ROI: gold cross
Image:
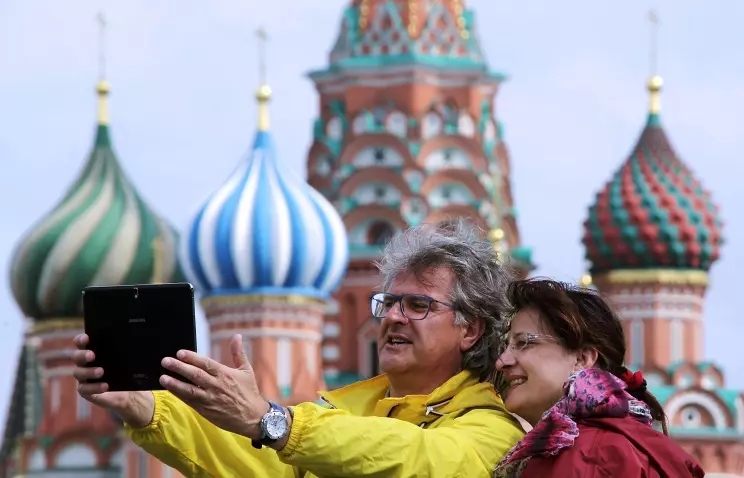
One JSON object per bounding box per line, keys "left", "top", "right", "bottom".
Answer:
{"left": 256, "top": 27, "right": 268, "bottom": 86}
{"left": 648, "top": 10, "right": 660, "bottom": 76}
{"left": 97, "top": 12, "right": 107, "bottom": 81}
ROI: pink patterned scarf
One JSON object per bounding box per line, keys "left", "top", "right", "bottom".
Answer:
{"left": 492, "top": 368, "right": 653, "bottom": 478}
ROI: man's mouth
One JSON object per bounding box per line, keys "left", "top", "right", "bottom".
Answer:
{"left": 385, "top": 336, "right": 412, "bottom": 346}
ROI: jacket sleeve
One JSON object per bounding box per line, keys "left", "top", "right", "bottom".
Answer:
{"left": 277, "top": 402, "right": 525, "bottom": 478}
{"left": 125, "top": 391, "right": 301, "bottom": 478}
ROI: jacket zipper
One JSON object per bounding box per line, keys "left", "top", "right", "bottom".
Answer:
{"left": 319, "top": 396, "right": 337, "bottom": 409}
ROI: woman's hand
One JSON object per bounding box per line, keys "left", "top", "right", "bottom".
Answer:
{"left": 160, "top": 334, "right": 271, "bottom": 440}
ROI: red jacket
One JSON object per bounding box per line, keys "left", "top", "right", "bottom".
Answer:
{"left": 520, "top": 416, "right": 704, "bottom": 477}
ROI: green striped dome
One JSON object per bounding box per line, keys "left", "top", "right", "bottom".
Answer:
{"left": 9, "top": 81, "right": 184, "bottom": 320}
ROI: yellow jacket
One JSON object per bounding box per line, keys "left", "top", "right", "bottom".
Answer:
{"left": 126, "top": 370, "right": 525, "bottom": 477}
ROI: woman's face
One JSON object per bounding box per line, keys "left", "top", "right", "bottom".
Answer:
{"left": 496, "top": 308, "right": 596, "bottom": 425}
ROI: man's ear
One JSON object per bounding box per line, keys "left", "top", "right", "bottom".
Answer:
{"left": 460, "top": 316, "right": 485, "bottom": 352}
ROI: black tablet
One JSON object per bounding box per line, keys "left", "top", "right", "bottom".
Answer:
{"left": 82, "top": 282, "right": 198, "bottom": 391}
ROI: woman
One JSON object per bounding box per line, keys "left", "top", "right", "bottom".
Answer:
{"left": 492, "top": 279, "right": 704, "bottom": 477}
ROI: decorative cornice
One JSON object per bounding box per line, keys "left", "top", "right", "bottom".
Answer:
{"left": 200, "top": 294, "right": 326, "bottom": 309}
{"left": 595, "top": 269, "right": 709, "bottom": 287}
{"left": 313, "top": 69, "right": 499, "bottom": 93}
{"left": 28, "top": 318, "right": 83, "bottom": 334}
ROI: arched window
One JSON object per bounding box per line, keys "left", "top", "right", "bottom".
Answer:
{"left": 352, "top": 146, "right": 404, "bottom": 168}
{"left": 369, "top": 340, "right": 380, "bottom": 376}
{"left": 55, "top": 444, "right": 97, "bottom": 468}
{"left": 326, "top": 117, "right": 342, "bottom": 140}
{"left": 421, "top": 112, "right": 443, "bottom": 139}
{"left": 350, "top": 182, "right": 402, "bottom": 206}
{"left": 27, "top": 448, "right": 46, "bottom": 471}
{"left": 367, "top": 222, "right": 395, "bottom": 246}
{"left": 385, "top": 111, "right": 407, "bottom": 137}
{"left": 458, "top": 113, "right": 475, "bottom": 137}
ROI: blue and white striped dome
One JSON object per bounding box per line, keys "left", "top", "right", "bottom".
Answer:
{"left": 181, "top": 86, "right": 349, "bottom": 299}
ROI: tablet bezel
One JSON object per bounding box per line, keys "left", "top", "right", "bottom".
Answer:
{"left": 82, "top": 282, "right": 198, "bottom": 392}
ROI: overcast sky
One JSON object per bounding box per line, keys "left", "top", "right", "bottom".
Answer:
{"left": 1, "top": 0, "right": 741, "bottom": 427}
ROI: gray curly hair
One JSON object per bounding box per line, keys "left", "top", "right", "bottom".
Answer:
{"left": 374, "top": 219, "right": 513, "bottom": 381}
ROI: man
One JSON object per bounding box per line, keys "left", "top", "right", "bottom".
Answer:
{"left": 73, "top": 220, "right": 525, "bottom": 477}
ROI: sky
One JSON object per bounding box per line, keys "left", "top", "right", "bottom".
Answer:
{"left": 0, "top": 0, "right": 742, "bottom": 428}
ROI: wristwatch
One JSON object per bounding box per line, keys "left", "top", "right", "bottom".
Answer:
{"left": 251, "top": 402, "right": 289, "bottom": 449}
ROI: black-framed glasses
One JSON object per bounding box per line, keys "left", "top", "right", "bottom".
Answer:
{"left": 369, "top": 292, "right": 457, "bottom": 321}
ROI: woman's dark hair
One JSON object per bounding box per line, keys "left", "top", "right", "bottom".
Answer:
{"left": 501, "top": 278, "right": 668, "bottom": 435}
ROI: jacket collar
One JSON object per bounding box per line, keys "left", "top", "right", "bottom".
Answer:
{"left": 319, "top": 370, "right": 506, "bottom": 426}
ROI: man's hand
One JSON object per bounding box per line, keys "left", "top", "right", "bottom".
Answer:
{"left": 160, "top": 334, "right": 275, "bottom": 440}
{"left": 72, "top": 333, "right": 155, "bottom": 429}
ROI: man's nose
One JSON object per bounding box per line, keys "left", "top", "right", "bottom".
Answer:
{"left": 381, "top": 302, "right": 409, "bottom": 327}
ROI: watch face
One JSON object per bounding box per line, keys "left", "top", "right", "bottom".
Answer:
{"left": 265, "top": 412, "right": 287, "bottom": 440}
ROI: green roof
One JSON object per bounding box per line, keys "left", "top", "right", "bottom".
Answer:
{"left": 9, "top": 86, "right": 184, "bottom": 319}
{"left": 510, "top": 246, "right": 536, "bottom": 271}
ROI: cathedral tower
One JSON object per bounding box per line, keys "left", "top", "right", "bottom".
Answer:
{"left": 1, "top": 76, "right": 184, "bottom": 476}
{"left": 582, "top": 74, "right": 724, "bottom": 371}
{"left": 582, "top": 72, "right": 743, "bottom": 473}
{"left": 305, "top": 0, "right": 533, "bottom": 385}
{"left": 181, "top": 32, "right": 349, "bottom": 405}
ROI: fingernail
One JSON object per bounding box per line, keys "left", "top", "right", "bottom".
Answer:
{"left": 162, "top": 358, "right": 172, "bottom": 367}
{"left": 86, "top": 351, "right": 94, "bottom": 362}
{"left": 160, "top": 376, "right": 169, "bottom": 385}
{"left": 177, "top": 350, "right": 185, "bottom": 359}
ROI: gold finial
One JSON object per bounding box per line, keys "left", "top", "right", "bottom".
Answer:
{"left": 359, "top": 0, "right": 370, "bottom": 29}
{"left": 647, "top": 10, "right": 663, "bottom": 114}
{"left": 151, "top": 236, "right": 164, "bottom": 284}
{"left": 408, "top": 0, "right": 419, "bottom": 37}
{"left": 488, "top": 228, "right": 505, "bottom": 256}
{"left": 579, "top": 273, "right": 593, "bottom": 288}
{"left": 255, "top": 27, "right": 271, "bottom": 131}
{"left": 452, "top": 0, "right": 469, "bottom": 39}
{"left": 96, "top": 13, "right": 110, "bottom": 125}
{"left": 488, "top": 228, "right": 504, "bottom": 243}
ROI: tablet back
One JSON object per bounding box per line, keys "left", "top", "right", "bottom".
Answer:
{"left": 82, "top": 282, "right": 197, "bottom": 391}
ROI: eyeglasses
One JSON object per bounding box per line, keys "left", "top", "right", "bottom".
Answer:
{"left": 369, "top": 292, "right": 457, "bottom": 321}
{"left": 497, "top": 332, "right": 558, "bottom": 357}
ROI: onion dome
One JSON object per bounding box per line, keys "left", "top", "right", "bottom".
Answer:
{"left": 582, "top": 76, "right": 724, "bottom": 274}
{"left": 9, "top": 81, "right": 185, "bottom": 320}
{"left": 181, "top": 84, "right": 349, "bottom": 299}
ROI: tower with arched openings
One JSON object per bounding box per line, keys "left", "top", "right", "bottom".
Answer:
{"left": 305, "top": 0, "right": 534, "bottom": 387}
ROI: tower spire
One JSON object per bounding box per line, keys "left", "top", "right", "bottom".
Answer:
{"left": 647, "top": 10, "right": 663, "bottom": 116}
{"left": 255, "top": 27, "right": 271, "bottom": 131}
{"left": 96, "top": 12, "right": 110, "bottom": 125}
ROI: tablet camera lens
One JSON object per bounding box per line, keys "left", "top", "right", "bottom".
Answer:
{"left": 133, "top": 287, "right": 139, "bottom": 300}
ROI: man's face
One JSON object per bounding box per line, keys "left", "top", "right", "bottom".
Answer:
{"left": 376, "top": 267, "right": 478, "bottom": 382}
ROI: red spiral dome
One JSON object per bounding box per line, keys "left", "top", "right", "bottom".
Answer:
{"left": 582, "top": 76, "right": 724, "bottom": 274}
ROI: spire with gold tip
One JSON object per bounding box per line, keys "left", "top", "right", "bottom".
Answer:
{"left": 9, "top": 14, "right": 184, "bottom": 320}
{"left": 182, "top": 28, "right": 349, "bottom": 299}
{"left": 582, "top": 11, "right": 723, "bottom": 275}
